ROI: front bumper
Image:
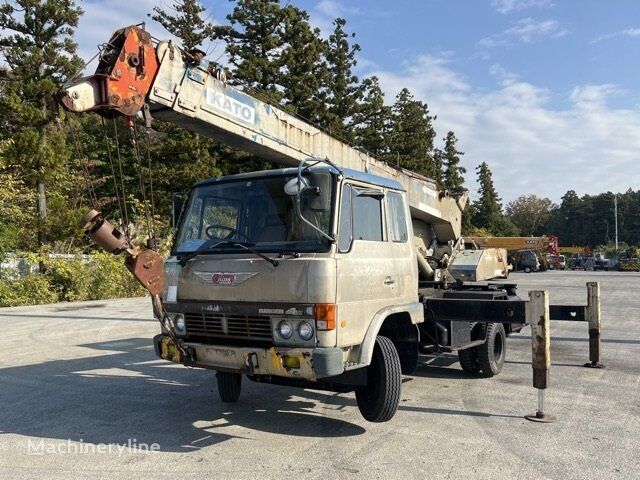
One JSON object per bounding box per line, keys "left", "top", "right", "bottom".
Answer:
{"left": 153, "top": 334, "right": 344, "bottom": 380}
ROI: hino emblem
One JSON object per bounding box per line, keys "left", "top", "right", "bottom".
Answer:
{"left": 194, "top": 271, "right": 259, "bottom": 286}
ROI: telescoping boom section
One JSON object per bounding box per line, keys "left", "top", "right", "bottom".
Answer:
{"left": 59, "top": 25, "right": 464, "bottom": 243}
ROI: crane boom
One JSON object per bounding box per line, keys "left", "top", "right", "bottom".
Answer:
{"left": 58, "top": 25, "right": 465, "bottom": 242}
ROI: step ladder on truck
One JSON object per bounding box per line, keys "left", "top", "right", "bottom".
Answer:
{"left": 58, "top": 25, "right": 587, "bottom": 422}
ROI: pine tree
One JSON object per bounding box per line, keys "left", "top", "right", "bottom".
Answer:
{"left": 353, "top": 76, "right": 391, "bottom": 156}
{"left": 388, "top": 88, "right": 438, "bottom": 178}
{"left": 472, "top": 162, "right": 518, "bottom": 235}
{"left": 214, "top": 1, "right": 328, "bottom": 121}
{"left": 472, "top": 162, "right": 502, "bottom": 231}
{"left": 150, "top": 0, "right": 252, "bottom": 198}
{"left": 150, "top": 0, "right": 215, "bottom": 52}
{"left": 278, "top": 6, "right": 327, "bottom": 121}
{"left": 212, "top": 0, "right": 288, "bottom": 105}
{"left": 319, "top": 18, "right": 362, "bottom": 140}
{"left": 0, "top": 0, "right": 83, "bottom": 253}
{"left": 442, "top": 131, "right": 466, "bottom": 196}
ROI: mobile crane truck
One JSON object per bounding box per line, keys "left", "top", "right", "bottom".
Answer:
{"left": 58, "top": 25, "right": 527, "bottom": 422}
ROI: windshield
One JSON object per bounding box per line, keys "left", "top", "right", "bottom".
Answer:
{"left": 173, "top": 173, "right": 334, "bottom": 255}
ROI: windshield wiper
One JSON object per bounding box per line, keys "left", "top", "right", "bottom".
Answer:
{"left": 178, "top": 240, "right": 279, "bottom": 267}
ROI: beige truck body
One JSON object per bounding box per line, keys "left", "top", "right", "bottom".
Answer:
{"left": 59, "top": 26, "right": 508, "bottom": 385}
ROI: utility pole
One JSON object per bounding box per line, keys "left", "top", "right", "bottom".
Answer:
{"left": 614, "top": 194, "right": 618, "bottom": 250}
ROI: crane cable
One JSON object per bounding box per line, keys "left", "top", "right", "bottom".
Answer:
{"left": 100, "top": 117, "right": 128, "bottom": 233}
{"left": 109, "top": 117, "right": 132, "bottom": 237}
{"left": 66, "top": 118, "right": 99, "bottom": 210}
{"left": 128, "top": 119, "right": 155, "bottom": 240}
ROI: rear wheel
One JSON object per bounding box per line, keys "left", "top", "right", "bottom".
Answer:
{"left": 216, "top": 371, "right": 242, "bottom": 403}
{"left": 524, "top": 266, "right": 532, "bottom": 273}
{"left": 355, "top": 336, "right": 401, "bottom": 422}
{"left": 477, "top": 323, "right": 506, "bottom": 377}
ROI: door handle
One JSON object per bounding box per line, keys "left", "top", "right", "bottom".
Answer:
{"left": 384, "top": 277, "right": 395, "bottom": 285}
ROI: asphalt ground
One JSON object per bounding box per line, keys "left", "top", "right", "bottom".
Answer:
{"left": 0, "top": 270, "right": 638, "bottom": 479}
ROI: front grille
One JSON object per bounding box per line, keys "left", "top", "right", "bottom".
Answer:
{"left": 184, "top": 312, "right": 273, "bottom": 341}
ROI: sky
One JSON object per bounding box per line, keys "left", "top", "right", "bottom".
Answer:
{"left": 73, "top": 0, "right": 640, "bottom": 203}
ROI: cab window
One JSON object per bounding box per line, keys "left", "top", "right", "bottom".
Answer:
{"left": 387, "top": 192, "right": 408, "bottom": 243}
{"left": 337, "top": 184, "right": 353, "bottom": 252}
{"left": 352, "top": 186, "right": 383, "bottom": 241}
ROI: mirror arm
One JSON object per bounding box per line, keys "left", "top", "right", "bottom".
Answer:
{"left": 295, "top": 157, "right": 338, "bottom": 243}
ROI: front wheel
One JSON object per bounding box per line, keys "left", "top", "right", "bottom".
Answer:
{"left": 216, "top": 371, "right": 242, "bottom": 403}
{"left": 458, "top": 346, "right": 481, "bottom": 374}
{"left": 355, "top": 336, "right": 402, "bottom": 422}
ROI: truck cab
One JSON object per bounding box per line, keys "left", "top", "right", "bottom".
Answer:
{"left": 157, "top": 165, "right": 422, "bottom": 421}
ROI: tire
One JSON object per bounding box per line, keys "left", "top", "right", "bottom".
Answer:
{"left": 524, "top": 266, "right": 532, "bottom": 273}
{"left": 356, "top": 336, "right": 402, "bottom": 422}
{"left": 458, "top": 347, "right": 481, "bottom": 374}
{"left": 477, "top": 323, "right": 506, "bottom": 377}
{"left": 216, "top": 371, "right": 242, "bottom": 403}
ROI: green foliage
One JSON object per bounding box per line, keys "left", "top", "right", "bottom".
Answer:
{"left": 46, "top": 255, "right": 90, "bottom": 301}
{"left": 471, "top": 162, "right": 520, "bottom": 236}
{"left": 150, "top": 0, "right": 215, "bottom": 51}
{"left": 213, "top": 0, "right": 290, "bottom": 103}
{"left": 0, "top": 252, "right": 146, "bottom": 307}
{"left": 318, "top": 18, "right": 362, "bottom": 140}
{"left": 0, "top": 0, "right": 83, "bottom": 249}
{"left": 473, "top": 162, "right": 502, "bottom": 231}
{"left": 1, "top": 138, "right": 38, "bottom": 254}
{"left": 278, "top": 7, "right": 326, "bottom": 122}
{"left": 353, "top": 76, "right": 391, "bottom": 156}
{"left": 441, "top": 131, "right": 466, "bottom": 196}
{"left": 0, "top": 274, "right": 60, "bottom": 307}
{"left": 545, "top": 190, "right": 640, "bottom": 247}
{"left": 506, "top": 194, "right": 555, "bottom": 236}
{"left": 88, "top": 252, "right": 147, "bottom": 300}
{"left": 387, "top": 88, "right": 440, "bottom": 179}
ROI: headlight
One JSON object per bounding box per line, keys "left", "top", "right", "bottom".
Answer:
{"left": 174, "top": 314, "right": 186, "bottom": 334}
{"left": 277, "top": 320, "right": 293, "bottom": 339}
{"left": 298, "top": 321, "right": 313, "bottom": 340}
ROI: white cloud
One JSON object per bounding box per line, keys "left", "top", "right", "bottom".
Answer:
{"left": 368, "top": 55, "right": 640, "bottom": 202}
{"left": 489, "top": 64, "right": 519, "bottom": 86}
{"left": 478, "top": 18, "right": 567, "bottom": 49}
{"left": 491, "top": 0, "right": 554, "bottom": 15}
{"left": 591, "top": 27, "right": 640, "bottom": 44}
{"left": 75, "top": 0, "right": 224, "bottom": 69}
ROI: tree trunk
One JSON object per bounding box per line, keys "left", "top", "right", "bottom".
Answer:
{"left": 37, "top": 180, "right": 47, "bottom": 273}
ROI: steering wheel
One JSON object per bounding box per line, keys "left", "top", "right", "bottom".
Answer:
{"left": 205, "top": 224, "right": 249, "bottom": 241}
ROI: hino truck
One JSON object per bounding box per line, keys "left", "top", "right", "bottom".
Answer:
{"left": 59, "top": 25, "right": 525, "bottom": 422}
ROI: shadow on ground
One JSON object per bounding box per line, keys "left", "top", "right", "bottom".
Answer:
{"left": 0, "top": 339, "right": 522, "bottom": 452}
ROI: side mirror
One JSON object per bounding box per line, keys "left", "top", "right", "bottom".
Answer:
{"left": 172, "top": 193, "right": 186, "bottom": 228}
{"left": 308, "top": 172, "right": 332, "bottom": 211}
{"left": 284, "top": 176, "right": 310, "bottom": 196}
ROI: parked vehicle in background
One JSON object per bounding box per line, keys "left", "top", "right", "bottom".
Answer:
{"left": 547, "top": 254, "right": 566, "bottom": 270}
{"left": 594, "top": 253, "right": 610, "bottom": 271}
{"left": 514, "top": 249, "right": 540, "bottom": 273}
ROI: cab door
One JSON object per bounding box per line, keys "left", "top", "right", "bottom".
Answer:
{"left": 386, "top": 190, "right": 417, "bottom": 305}
{"left": 335, "top": 182, "right": 396, "bottom": 346}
